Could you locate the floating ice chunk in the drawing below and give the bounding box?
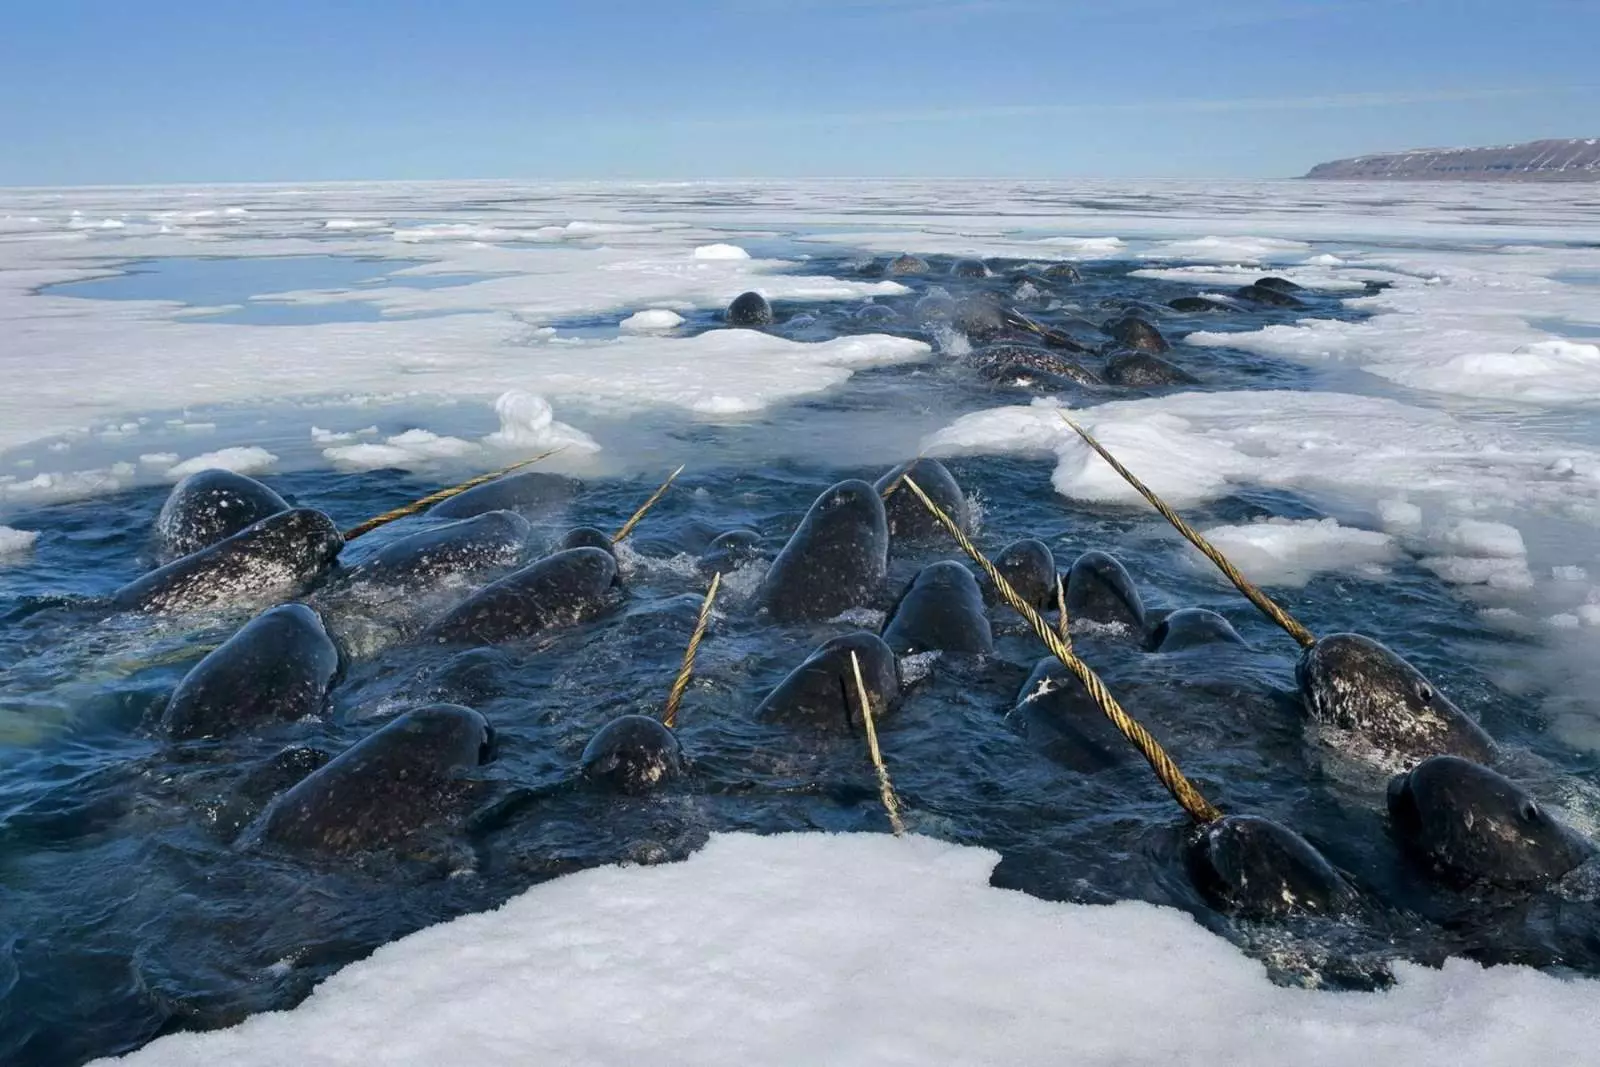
[1554,565,1589,581]
[0,526,39,558]
[1032,235,1126,256]
[392,223,517,244]
[482,391,600,454]
[619,309,686,332]
[1194,518,1398,587]
[98,832,1600,1067]
[1429,519,1527,560]
[139,452,179,468]
[310,426,356,444]
[323,430,479,471]
[322,218,384,231]
[692,243,751,260]
[166,446,278,480]
[1377,497,1423,532]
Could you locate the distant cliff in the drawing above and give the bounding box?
[1303,138,1600,181]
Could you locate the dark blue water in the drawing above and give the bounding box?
[4,254,1596,1065]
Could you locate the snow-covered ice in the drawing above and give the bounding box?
[1193,517,1398,588]
[165,446,278,480]
[96,832,1600,1067]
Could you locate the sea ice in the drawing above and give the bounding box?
[1194,517,1398,588]
[0,526,38,558]
[165,446,278,480]
[95,832,1600,1067]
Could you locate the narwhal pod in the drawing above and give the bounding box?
[253,704,495,854]
[343,510,532,589]
[1297,633,1496,765]
[754,632,901,734]
[1007,657,1130,774]
[581,715,685,795]
[985,538,1057,611]
[428,469,580,520]
[1387,756,1594,889]
[159,603,340,741]
[880,561,994,655]
[1186,815,1357,919]
[1064,550,1146,632]
[113,508,344,614]
[420,546,620,644]
[756,480,887,624]
[155,469,290,561]
[874,458,969,548]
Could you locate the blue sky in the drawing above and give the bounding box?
[1,0,1595,185]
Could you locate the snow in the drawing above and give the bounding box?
[322,430,479,471]
[0,525,38,558]
[481,390,601,454]
[1193,518,1398,587]
[97,832,1600,1067]
[619,308,686,332]
[165,446,278,480]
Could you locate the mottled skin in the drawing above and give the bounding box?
[1186,815,1356,919]
[155,470,289,561]
[428,470,580,521]
[874,459,969,548]
[160,603,340,741]
[1065,550,1146,631]
[345,510,531,589]
[559,526,616,558]
[1102,351,1198,387]
[881,561,994,656]
[1147,607,1247,653]
[1297,633,1496,764]
[953,296,1009,341]
[971,344,1103,387]
[1044,263,1082,283]
[1387,756,1594,888]
[987,538,1057,610]
[1235,284,1305,309]
[113,508,344,614]
[1106,315,1169,354]
[581,715,685,795]
[421,547,621,644]
[255,704,494,854]
[888,253,931,275]
[1007,657,1128,773]
[950,258,990,278]
[1255,276,1304,293]
[754,631,901,735]
[913,289,956,323]
[757,480,888,623]
[726,290,774,327]
[697,528,763,576]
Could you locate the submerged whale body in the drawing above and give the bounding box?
[581,715,685,795]
[1186,814,1356,919]
[726,290,774,327]
[874,459,969,548]
[880,560,993,656]
[1147,608,1247,653]
[1065,550,1146,633]
[421,546,620,644]
[159,603,340,741]
[1387,755,1593,888]
[113,508,344,614]
[1297,633,1496,765]
[254,703,494,854]
[155,469,290,561]
[1008,657,1128,773]
[755,631,900,734]
[428,469,580,520]
[757,480,887,623]
[987,538,1057,611]
[344,510,531,589]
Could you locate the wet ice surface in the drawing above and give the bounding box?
[2,180,1600,1063]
